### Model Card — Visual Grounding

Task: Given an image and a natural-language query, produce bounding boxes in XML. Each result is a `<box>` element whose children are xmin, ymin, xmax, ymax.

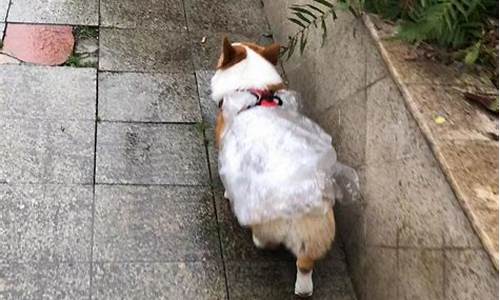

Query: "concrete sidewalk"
<box><xmin>0</xmin><ymin>0</ymin><xmax>356</xmax><ymax>299</ymax></box>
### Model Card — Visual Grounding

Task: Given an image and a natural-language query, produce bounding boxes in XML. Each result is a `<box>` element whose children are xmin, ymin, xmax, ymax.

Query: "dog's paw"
<box><xmin>223</xmin><ymin>190</ymin><xmax>229</xmax><ymax>200</ymax></box>
<box><xmin>294</xmin><ymin>270</ymin><xmax>313</xmax><ymax>298</ymax></box>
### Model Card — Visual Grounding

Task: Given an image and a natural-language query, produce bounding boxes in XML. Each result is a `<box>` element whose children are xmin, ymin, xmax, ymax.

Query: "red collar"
<box><xmin>247</xmin><ymin>88</ymin><xmax>282</xmax><ymax>108</ymax></box>
<box><xmin>218</xmin><ymin>89</ymin><xmax>283</xmax><ymax>110</ymax></box>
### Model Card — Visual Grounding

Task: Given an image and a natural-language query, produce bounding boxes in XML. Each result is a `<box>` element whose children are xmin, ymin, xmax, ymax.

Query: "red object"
<box><xmin>259</xmin><ymin>100</ymin><xmax>278</xmax><ymax>107</ymax></box>
<box><xmin>3</xmin><ymin>24</ymin><xmax>74</xmax><ymax>65</ymax></box>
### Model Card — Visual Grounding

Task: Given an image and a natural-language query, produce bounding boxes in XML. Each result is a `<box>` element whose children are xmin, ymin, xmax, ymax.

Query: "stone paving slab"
<box><xmin>226</xmin><ymin>249</ymin><xmax>356</xmax><ymax>300</ymax></box>
<box><xmin>99</xmin><ymin>72</ymin><xmax>201</xmax><ymax>123</ymax></box>
<box><xmin>92</xmin><ymin>261</ymin><xmax>226</xmax><ymax>299</ymax></box>
<box><xmin>8</xmin><ymin>0</ymin><xmax>98</xmax><ymax>25</ymax></box>
<box><xmin>94</xmin><ymin>185</ymin><xmax>220</xmax><ymax>262</ymax></box>
<box><xmin>444</xmin><ymin>249</ymin><xmax>499</xmax><ymax>299</ymax></box>
<box><xmin>0</xmin><ymin>184</ymin><xmax>92</xmax><ymax>262</ymax></box>
<box><xmin>99</xmin><ymin>28</ymin><xmax>192</xmax><ymax>72</ymax></box>
<box><xmin>184</xmin><ymin>0</ymin><xmax>269</xmax><ymax>36</ymax></box>
<box><xmin>214</xmin><ymin>189</ymin><xmax>357</xmax><ymax>298</ymax></box>
<box><xmin>0</xmin><ymin>119</ymin><xmax>95</xmax><ymax>184</ymax></box>
<box><xmin>0</xmin><ymin>262</ymin><xmax>90</xmax><ymax>299</ymax></box>
<box><xmin>0</xmin><ymin>65</ymin><xmax>96</xmax><ymax>121</ymax></box>
<box><xmin>0</xmin><ymin>0</ymin><xmax>8</xmax><ymax>22</ymax></box>
<box><xmin>95</xmin><ymin>123</ymin><xmax>209</xmax><ymax>185</ymax></box>
<box><xmin>0</xmin><ymin>22</ymin><xmax>5</xmax><ymax>40</ymax></box>
<box><xmin>195</xmin><ymin>70</ymin><xmax>217</xmax><ymax>128</ymax></box>
<box><xmin>100</xmin><ymin>0</ymin><xmax>185</xmax><ymax>30</ymax></box>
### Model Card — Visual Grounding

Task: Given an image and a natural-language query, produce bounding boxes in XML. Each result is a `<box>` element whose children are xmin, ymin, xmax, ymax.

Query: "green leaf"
<box><xmin>305</xmin><ymin>4</ymin><xmax>325</xmax><ymax>14</ymax></box>
<box><xmin>321</xmin><ymin>19</ymin><xmax>328</xmax><ymax>46</ymax></box>
<box><xmin>300</xmin><ymin>32</ymin><xmax>308</xmax><ymax>54</ymax></box>
<box><xmin>464</xmin><ymin>41</ymin><xmax>481</xmax><ymax>64</ymax></box>
<box><xmin>313</xmin><ymin>0</ymin><xmax>334</xmax><ymax>8</ymax></box>
<box><xmin>293</xmin><ymin>11</ymin><xmax>312</xmax><ymax>24</ymax></box>
<box><xmin>288</xmin><ymin>17</ymin><xmax>306</xmax><ymax>28</ymax></box>
<box><xmin>290</xmin><ymin>6</ymin><xmax>318</xmax><ymax>19</ymax></box>
<box><xmin>287</xmin><ymin>37</ymin><xmax>297</xmax><ymax>59</ymax></box>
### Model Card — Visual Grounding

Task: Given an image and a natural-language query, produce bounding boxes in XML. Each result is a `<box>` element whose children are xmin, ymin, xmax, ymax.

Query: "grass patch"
<box><xmin>74</xmin><ymin>26</ymin><xmax>98</xmax><ymax>40</ymax></box>
<box><xmin>64</xmin><ymin>53</ymin><xmax>95</xmax><ymax>68</ymax></box>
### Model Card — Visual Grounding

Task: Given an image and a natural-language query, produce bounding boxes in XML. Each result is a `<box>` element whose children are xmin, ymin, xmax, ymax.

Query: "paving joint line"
<box><xmin>178</xmin><ymin>1</ymin><xmax>231</xmax><ymax>298</ymax></box>
<box><xmin>2</xmin><ymin>0</ymin><xmax>13</xmax><ymax>41</ymax></box>
<box><xmin>88</xmin><ymin>1</ymin><xmax>101</xmax><ymax>299</ymax></box>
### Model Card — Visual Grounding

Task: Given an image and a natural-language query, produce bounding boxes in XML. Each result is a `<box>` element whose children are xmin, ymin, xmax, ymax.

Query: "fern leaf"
<box><xmin>305</xmin><ymin>4</ymin><xmax>325</xmax><ymax>14</ymax></box>
<box><xmin>313</xmin><ymin>0</ymin><xmax>334</xmax><ymax>8</ymax></box>
<box><xmin>288</xmin><ymin>17</ymin><xmax>307</xmax><ymax>28</ymax></box>
<box><xmin>293</xmin><ymin>11</ymin><xmax>313</xmax><ymax>24</ymax></box>
<box><xmin>290</xmin><ymin>6</ymin><xmax>318</xmax><ymax>19</ymax></box>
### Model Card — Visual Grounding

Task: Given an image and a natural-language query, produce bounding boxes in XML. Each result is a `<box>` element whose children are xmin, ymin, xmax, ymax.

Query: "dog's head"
<box><xmin>211</xmin><ymin>37</ymin><xmax>283</xmax><ymax>102</ymax></box>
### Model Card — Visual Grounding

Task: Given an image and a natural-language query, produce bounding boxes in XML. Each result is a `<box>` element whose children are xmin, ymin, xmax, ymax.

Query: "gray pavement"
<box><xmin>0</xmin><ymin>0</ymin><xmax>357</xmax><ymax>299</ymax></box>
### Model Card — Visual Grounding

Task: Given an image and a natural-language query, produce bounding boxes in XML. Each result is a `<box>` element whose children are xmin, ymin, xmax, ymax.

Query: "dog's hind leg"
<box><xmin>295</xmin><ymin>256</ymin><xmax>314</xmax><ymax>297</ymax></box>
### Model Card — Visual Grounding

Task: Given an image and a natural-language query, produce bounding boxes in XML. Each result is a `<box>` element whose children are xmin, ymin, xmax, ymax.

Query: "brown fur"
<box><xmin>217</xmin><ymin>37</ymin><xmax>282</xmax><ymax>69</ymax></box>
<box><xmin>217</xmin><ymin>37</ymin><xmax>247</xmax><ymax>69</ymax></box>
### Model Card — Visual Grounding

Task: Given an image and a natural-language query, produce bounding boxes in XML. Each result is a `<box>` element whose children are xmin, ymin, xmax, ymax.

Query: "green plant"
<box><xmin>282</xmin><ymin>0</ymin><xmax>363</xmax><ymax>58</ymax></box>
<box><xmin>74</xmin><ymin>26</ymin><xmax>98</xmax><ymax>40</ymax></box>
<box><xmin>285</xmin><ymin>0</ymin><xmax>498</xmax><ymax>68</ymax></box>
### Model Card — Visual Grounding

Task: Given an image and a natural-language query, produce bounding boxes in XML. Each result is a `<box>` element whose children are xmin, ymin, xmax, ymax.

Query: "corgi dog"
<box><xmin>211</xmin><ymin>37</ymin><xmax>335</xmax><ymax>297</ymax></box>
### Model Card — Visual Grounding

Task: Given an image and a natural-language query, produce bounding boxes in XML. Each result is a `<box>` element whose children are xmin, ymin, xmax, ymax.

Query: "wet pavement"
<box><xmin>0</xmin><ymin>0</ymin><xmax>356</xmax><ymax>299</ymax></box>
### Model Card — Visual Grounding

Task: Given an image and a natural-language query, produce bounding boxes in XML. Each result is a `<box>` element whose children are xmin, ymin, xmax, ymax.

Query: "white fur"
<box><xmin>295</xmin><ymin>270</ymin><xmax>313</xmax><ymax>297</ymax></box>
<box><xmin>211</xmin><ymin>44</ymin><xmax>283</xmax><ymax>102</ymax></box>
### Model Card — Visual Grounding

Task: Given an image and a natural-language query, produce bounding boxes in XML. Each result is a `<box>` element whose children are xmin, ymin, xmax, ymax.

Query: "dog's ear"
<box><xmin>217</xmin><ymin>37</ymin><xmax>247</xmax><ymax>69</ymax></box>
<box><xmin>261</xmin><ymin>43</ymin><xmax>281</xmax><ymax>65</ymax></box>
<box><xmin>217</xmin><ymin>37</ymin><xmax>236</xmax><ymax>68</ymax></box>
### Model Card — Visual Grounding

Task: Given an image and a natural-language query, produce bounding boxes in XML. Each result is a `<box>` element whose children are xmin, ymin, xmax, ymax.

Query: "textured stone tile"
<box><xmin>0</xmin><ymin>184</ymin><xmax>92</xmax><ymax>262</ymax></box>
<box><xmin>0</xmin><ymin>22</ymin><xmax>5</xmax><ymax>39</ymax></box>
<box><xmin>195</xmin><ymin>70</ymin><xmax>217</xmax><ymax>127</ymax></box>
<box><xmin>94</xmin><ymin>185</ymin><xmax>220</xmax><ymax>262</ymax></box>
<box><xmin>190</xmin><ymin>31</ymin><xmax>267</xmax><ymax>71</ymax></box>
<box><xmin>442</xmin><ymin>194</ymin><xmax>483</xmax><ymax>249</ymax></box>
<box><xmin>334</xmin><ymin>196</ymin><xmax>366</xmax><ymax>293</ymax></box>
<box><xmin>0</xmin><ymin>0</ymin><xmax>8</xmax><ymax>21</ymax></box>
<box><xmin>185</xmin><ymin>0</ymin><xmax>269</xmax><ymax>36</ymax></box>
<box><xmin>205</xmin><ymin>127</ymin><xmax>223</xmax><ymax>188</ymax></box>
<box><xmin>100</xmin><ymin>0</ymin><xmax>185</xmax><ymax>30</ymax></box>
<box><xmin>226</xmin><ymin>245</ymin><xmax>356</xmax><ymax>300</ymax></box>
<box><xmin>365</xmin><ymin>247</ymin><xmax>397</xmax><ymax>300</ymax></box>
<box><xmin>99</xmin><ymin>72</ymin><xmax>201</xmax><ymax>123</ymax></box>
<box><xmin>366</xmin><ymin>77</ymin><xmax>427</xmax><ymax>165</ymax></box>
<box><xmin>366</xmin><ymin>40</ymin><xmax>388</xmax><ymax>85</ymax></box>
<box><xmin>0</xmin><ymin>119</ymin><xmax>95</xmax><ymax>184</ymax></box>
<box><xmin>317</xmin><ymin>89</ymin><xmax>367</xmax><ymax>169</ymax></box>
<box><xmin>99</xmin><ymin>28</ymin><xmax>192</xmax><ymax>72</ymax></box>
<box><xmin>285</xmin><ymin>16</ymin><xmax>367</xmax><ymax>113</ymax></box>
<box><xmin>398</xmin><ymin>249</ymin><xmax>444</xmax><ymax>300</ymax></box>
<box><xmin>92</xmin><ymin>261</ymin><xmax>226</xmax><ymax>299</ymax></box>
<box><xmin>0</xmin><ymin>262</ymin><xmax>90</xmax><ymax>299</ymax></box>
<box><xmin>398</xmin><ymin>146</ymin><xmax>456</xmax><ymax>248</ymax></box>
<box><xmin>358</xmin><ymin>162</ymin><xmax>401</xmax><ymax>247</ymax></box>
<box><xmin>445</xmin><ymin>249</ymin><xmax>498</xmax><ymax>300</ymax></box>
<box><xmin>95</xmin><ymin>122</ymin><xmax>209</xmax><ymax>185</ymax></box>
<box><xmin>8</xmin><ymin>0</ymin><xmax>98</xmax><ymax>25</ymax></box>
<box><xmin>0</xmin><ymin>65</ymin><xmax>96</xmax><ymax>121</ymax></box>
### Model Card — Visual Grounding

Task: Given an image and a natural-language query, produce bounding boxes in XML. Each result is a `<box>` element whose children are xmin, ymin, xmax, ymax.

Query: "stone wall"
<box><xmin>262</xmin><ymin>1</ymin><xmax>498</xmax><ymax>299</ymax></box>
